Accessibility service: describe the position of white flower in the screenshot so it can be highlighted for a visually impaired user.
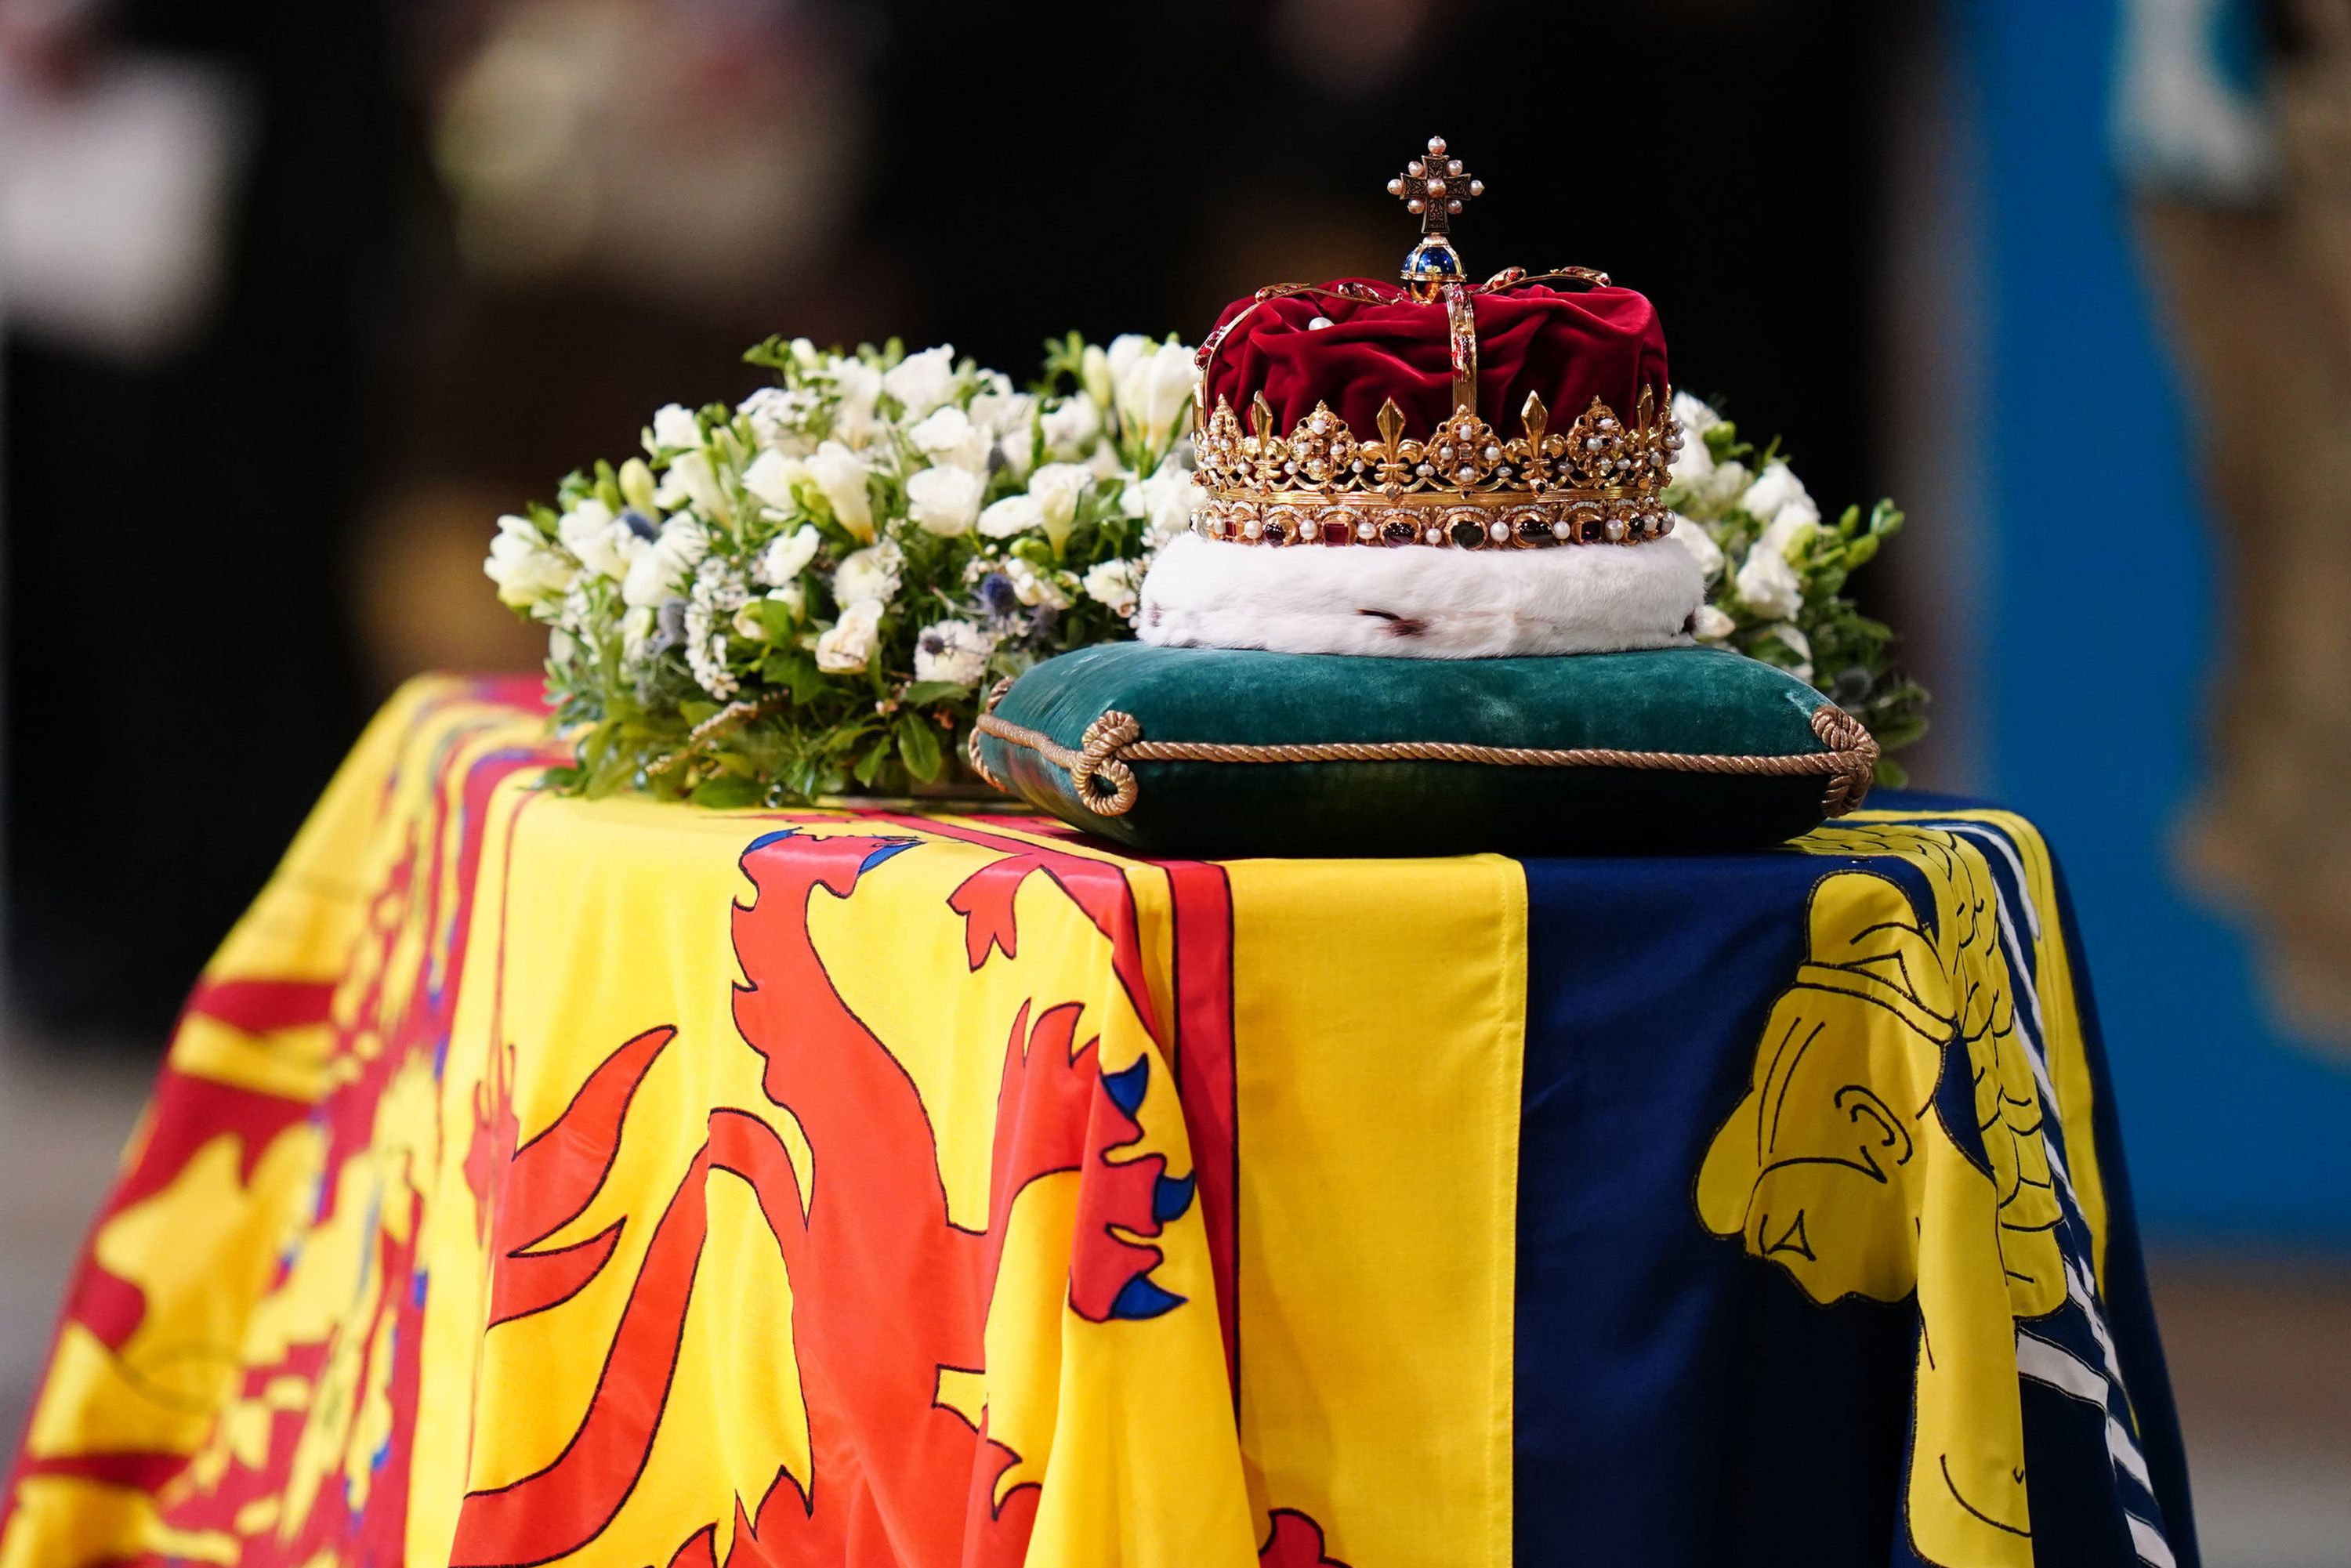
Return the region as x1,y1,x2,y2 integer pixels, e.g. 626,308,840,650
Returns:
998,424,1038,482
1762,621,1814,682
1082,557,1144,620
1039,394,1101,459
814,599,883,672
765,581,806,619
978,493,1045,540
756,524,820,587
1106,334,1153,393
1690,603,1736,642
1026,462,1094,553
742,449,807,512
1123,461,1197,545
828,358,886,447
484,515,574,610
733,601,772,640
739,386,819,454
882,344,959,419
912,618,994,687
831,540,902,609
1004,556,1070,610
1740,462,1809,523
968,387,1037,437
660,449,730,524
1114,341,1200,455
1757,494,1823,560
805,440,873,540
1669,428,1717,492
621,515,708,609
559,498,630,581
1671,391,1720,436
1733,541,1805,620
1697,457,1750,510
907,404,992,472
1667,514,1724,579
905,463,987,537
685,559,750,699
649,403,701,453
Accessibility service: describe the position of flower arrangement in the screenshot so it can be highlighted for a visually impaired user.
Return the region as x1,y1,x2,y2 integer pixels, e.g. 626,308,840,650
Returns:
1664,392,1929,783
484,332,1199,805
486,344,1927,804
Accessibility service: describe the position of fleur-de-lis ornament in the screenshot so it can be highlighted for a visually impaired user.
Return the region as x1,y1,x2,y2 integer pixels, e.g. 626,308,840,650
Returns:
1388,136,1485,299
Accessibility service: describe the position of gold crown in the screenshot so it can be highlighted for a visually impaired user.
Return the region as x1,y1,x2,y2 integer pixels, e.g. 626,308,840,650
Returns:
1190,386,1683,550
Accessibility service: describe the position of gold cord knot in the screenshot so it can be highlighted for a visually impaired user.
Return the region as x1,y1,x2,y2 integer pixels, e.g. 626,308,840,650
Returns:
1071,710,1143,817
1811,704,1881,817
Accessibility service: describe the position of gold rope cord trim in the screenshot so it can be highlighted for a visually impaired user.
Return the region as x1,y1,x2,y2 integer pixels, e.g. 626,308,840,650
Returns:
976,703,1879,820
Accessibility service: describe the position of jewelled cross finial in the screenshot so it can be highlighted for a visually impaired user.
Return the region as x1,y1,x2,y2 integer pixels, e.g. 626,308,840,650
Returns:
1388,135,1484,299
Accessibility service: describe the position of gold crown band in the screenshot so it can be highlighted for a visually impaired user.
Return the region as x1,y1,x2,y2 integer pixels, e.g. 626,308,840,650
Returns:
1188,385,1682,549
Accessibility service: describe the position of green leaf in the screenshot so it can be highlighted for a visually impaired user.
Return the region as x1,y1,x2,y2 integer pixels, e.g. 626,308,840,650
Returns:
759,650,824,704
1874,758,1911,789
853,733,893,785
690,773,765,809
897,714,944,782
902,680,969,708
755,598,799,643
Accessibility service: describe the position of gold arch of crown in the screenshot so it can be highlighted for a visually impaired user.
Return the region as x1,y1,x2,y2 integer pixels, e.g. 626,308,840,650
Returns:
1189,383,1683,550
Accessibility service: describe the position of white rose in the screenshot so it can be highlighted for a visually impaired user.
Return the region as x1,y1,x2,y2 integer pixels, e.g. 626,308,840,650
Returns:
1739,462,1809,522
1762,621,1814,681
1027,462,1094,553
805,440,874,541
484,515,574,610
907,404,991,472
1669,429,1717,492
1733,541,1805,620
1039,394,1100,459
1697,457,1750,510
829,358,884,447
882,344,959,418
649,403,701,452
978,493,1045,540
621,516,708,609
1123,462,1197,545
733,600,772,640
1671,390,1720,436
661,448,730,524
1757,494,1823,559
1690,603,1736,642
741,449,807,512
912,618,995,688
905,463,987,537
1004,556,1070,610
757,524,820,587
831,541,902,609
814,600,883,673
1114,341,1200,455
1667,514,1724,579
1081,557,1144,620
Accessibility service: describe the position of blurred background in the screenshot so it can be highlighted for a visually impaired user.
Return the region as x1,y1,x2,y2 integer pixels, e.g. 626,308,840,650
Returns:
1,0,2346,1559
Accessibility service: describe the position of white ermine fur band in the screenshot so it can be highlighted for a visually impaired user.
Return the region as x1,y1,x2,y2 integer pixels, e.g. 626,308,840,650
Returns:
1136,531,1706,659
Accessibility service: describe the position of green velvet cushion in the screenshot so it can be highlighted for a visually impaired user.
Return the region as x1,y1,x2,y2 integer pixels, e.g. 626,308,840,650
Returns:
974,643,1875,857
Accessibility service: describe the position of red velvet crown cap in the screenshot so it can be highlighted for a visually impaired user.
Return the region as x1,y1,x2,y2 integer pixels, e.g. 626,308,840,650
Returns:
1201,278,1670,439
